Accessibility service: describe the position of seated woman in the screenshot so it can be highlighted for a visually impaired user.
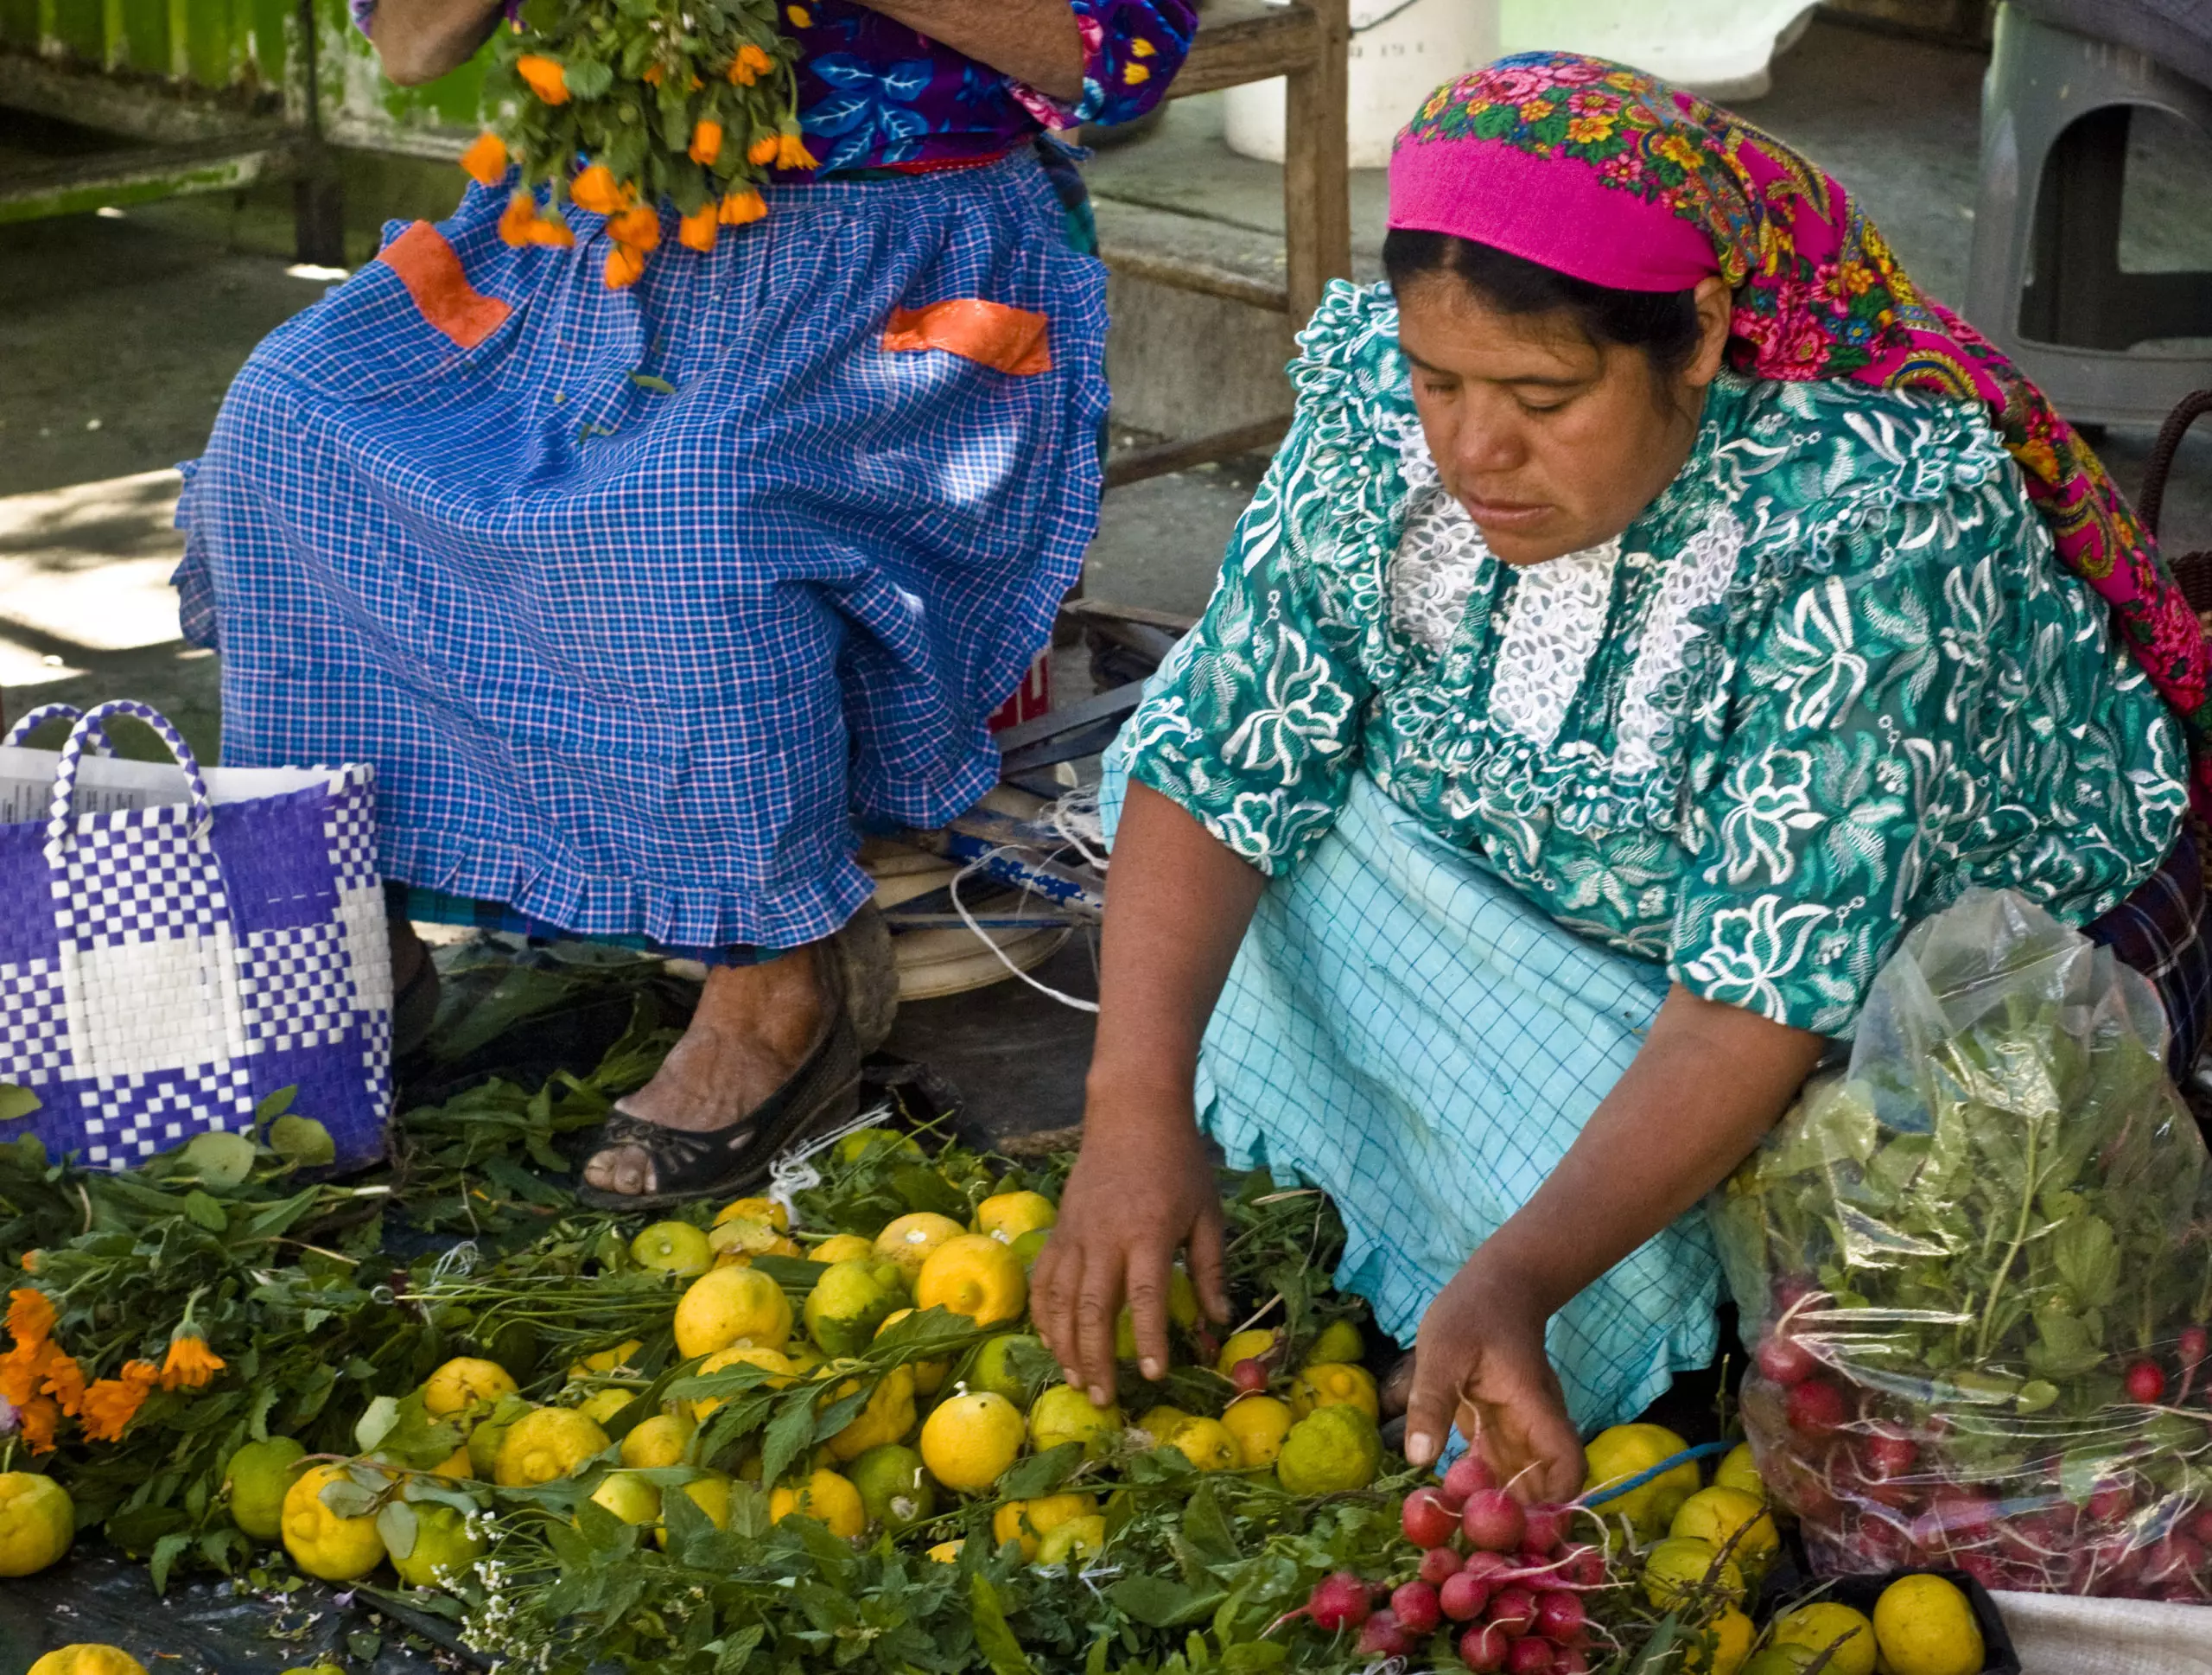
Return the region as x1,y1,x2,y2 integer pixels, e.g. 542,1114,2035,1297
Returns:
178,0,1193,1206
1033,54,2212,1497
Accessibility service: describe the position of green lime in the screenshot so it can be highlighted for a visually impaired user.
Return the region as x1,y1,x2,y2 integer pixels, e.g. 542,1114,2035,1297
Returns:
804,1259,908,1358
968,1334,1048,1406
391,1501,487,1589
223,1437,307,1542
1304,1319,1363,1368
1274,1404,1381,1496
849,1444,937,1534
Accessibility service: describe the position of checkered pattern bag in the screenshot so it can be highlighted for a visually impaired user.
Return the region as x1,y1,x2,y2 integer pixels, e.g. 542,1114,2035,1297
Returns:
0,700,392,1169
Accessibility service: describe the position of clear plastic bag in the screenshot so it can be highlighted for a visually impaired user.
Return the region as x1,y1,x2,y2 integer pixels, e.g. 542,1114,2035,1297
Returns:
1711,888,2212,1599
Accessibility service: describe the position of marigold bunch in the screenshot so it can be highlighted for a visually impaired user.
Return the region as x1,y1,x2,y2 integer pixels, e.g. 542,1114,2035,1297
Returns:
461,0,801,288
0,1285,219,1452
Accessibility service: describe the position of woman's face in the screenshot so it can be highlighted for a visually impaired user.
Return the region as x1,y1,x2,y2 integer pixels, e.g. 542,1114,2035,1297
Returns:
1396,274,1732,566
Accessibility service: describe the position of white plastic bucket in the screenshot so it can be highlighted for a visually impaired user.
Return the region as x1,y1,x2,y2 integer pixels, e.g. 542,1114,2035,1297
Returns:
1497,0,1818,101
1223,0,1503,170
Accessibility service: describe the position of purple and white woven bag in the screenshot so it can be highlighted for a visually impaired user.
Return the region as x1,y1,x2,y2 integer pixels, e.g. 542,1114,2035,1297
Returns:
0,700,391,1169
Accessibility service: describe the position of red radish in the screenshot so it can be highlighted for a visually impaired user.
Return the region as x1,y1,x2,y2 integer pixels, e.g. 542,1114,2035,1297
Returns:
1521,1503,1571,1554
1463,1488,1528,1553
1306,1571,1372,1633
1756,1333,1818,1386
1402,1486,1460,1550
1554,1650,1590,1675
1459,1624,1510,1673
1230,1358,1269,1396
2126,1360,2168,1404
1443,1454,1496,1507
1506,1638,1555,1675
1357,1609,1413,1659
1863,1427,1917,1481
1927,1489,1999,1542
1534,1591,1584,1644
1487,1586,1538,1636
2185,1326,2210,1369
1461,1551,1515,1585
1391,1580,1443,1636
2187,1506,2212,1545
2087,1485,2135,1526
1420,1544,1465,1587
1786,1379,1848,1439
1559,1544,1606,1588
1439,1570,1493,1622
2141,1534,2207,1588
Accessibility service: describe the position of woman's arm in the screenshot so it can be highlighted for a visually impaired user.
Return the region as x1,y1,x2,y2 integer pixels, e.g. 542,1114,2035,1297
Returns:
1402,987,1825,1498
861,0,1085,99
366,0,501,86
1030,781,1266,1401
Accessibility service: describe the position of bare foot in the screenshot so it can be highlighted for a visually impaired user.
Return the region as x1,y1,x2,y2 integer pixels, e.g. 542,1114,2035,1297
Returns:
582,944,826,1198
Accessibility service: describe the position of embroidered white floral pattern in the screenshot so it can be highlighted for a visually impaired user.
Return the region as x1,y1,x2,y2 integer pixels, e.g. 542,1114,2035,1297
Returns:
1485,541,1622,748
1613,510,1741,776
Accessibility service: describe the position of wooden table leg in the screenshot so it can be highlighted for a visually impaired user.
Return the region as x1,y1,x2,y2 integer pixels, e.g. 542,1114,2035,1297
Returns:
1281,0,1352,328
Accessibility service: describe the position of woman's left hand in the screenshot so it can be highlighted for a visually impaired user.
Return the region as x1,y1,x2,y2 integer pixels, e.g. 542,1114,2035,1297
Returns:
1401,1254,1585,1504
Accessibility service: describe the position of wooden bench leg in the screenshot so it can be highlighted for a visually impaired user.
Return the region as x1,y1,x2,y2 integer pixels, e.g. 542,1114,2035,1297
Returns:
1281,0,1351,328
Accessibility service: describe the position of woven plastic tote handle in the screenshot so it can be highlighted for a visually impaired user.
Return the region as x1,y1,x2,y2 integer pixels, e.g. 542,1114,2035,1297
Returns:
2,704,114,754
44,700,213,861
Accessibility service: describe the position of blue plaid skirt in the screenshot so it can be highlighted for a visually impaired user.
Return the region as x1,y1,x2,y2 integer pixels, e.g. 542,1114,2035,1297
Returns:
176,146,1109,952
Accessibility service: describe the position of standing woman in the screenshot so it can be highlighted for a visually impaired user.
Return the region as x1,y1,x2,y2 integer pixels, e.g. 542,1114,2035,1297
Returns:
177,0,1194,1205
1034,54,2212,1497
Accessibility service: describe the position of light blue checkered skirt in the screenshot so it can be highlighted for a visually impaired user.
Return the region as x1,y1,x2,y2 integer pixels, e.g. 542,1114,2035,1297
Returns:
1102,755,1722,1433
177,150,1109,951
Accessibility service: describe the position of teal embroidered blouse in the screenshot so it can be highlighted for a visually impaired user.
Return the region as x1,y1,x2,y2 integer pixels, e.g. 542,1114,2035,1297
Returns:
1120,283,2189,1036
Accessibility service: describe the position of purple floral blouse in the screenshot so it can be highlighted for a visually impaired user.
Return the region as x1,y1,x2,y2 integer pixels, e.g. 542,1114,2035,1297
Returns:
353,0,1196,175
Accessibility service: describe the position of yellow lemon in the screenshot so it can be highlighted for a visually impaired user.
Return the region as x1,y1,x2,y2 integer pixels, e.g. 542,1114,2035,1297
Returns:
27,1649,148,1675
919,1390,1025,1491
1221,1395,1294,1468
1702,1608,1756,1675
708,1216,803,1264
282,1464,386,1583
693,1346,795,1419
1027,1385,1122,1460
654,1471,734,1549
926,1538,965,1563
833,1126,924,1167
467,1404,528,1479
804,1258,909,1357
495,1408,610,1487
849,1443,937,1533
568,1340,645,1380
968,1333,1047,1406
993,1492,1098,1560
1714,1442,1764,1500
631,1220,713,1277
1872,1575,1984,1675
429,1446,474,1481
221,1439,305,1544
823,1366,918,1462
1135,1405,1192,1443
1171,1417,1241,1473
1274,1404,1381,1495
577,1387,635,1426
1669,1486,1779,1570
1214,1329,1279,1379
1289,1363,1379,1422
620,1412,696,1469
0,1473,75,1576
1583,1423,1701,1539
422,1356,518,1418
675,1264,793,1360
785,1342,826,1379
588,1470,663,1526
1642,1537,1745,1609
1304,1320,1363,1367
769,1468,865,1539
874,1212,968,1281
974,1191,1057,1244
715,1195,790,1231
915,1234,1027,1328
809,1233,876,1264
1770,1602,1878,1675
875,1308,950,1395
1035,1513,1108,1569
391,1501,486,1589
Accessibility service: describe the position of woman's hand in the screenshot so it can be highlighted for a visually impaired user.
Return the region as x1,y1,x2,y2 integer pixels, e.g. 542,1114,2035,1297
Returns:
1401,1255,1583,1503
855,0,1085,99
1032,1092,1230,1403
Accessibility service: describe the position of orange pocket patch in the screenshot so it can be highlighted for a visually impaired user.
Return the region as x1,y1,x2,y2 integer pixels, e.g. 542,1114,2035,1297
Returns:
378,221,513,350
881,298,1051,376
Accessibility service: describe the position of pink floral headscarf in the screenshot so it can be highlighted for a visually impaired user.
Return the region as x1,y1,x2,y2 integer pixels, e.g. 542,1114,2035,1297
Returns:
1391,54,2212,814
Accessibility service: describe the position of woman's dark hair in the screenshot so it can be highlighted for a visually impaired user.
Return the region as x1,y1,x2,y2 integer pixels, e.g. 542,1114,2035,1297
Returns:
1382,228,1705,380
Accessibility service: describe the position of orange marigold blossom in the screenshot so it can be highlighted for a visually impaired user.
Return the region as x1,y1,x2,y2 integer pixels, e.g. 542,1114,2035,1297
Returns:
515,54,569,105
776,129,818,170
8,1288,55,1346
642,63,664,85
569,163,627,215
718,188,767,226
689,120,724,166
161,1330,224,1392
605,244,647,289
79,1366,156,1443
459,132,508,188
0,1339,53,1407
527,214,575,248
678,203,719,252
17,1395,57,1453
40,1352,84,1417
747,134,780,166
607,207,661,251
498,191,539,247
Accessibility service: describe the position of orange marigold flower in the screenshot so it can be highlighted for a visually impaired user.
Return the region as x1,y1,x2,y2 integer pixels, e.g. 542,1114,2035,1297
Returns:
459,132,509,188
161,1331,225,1392
642,63,664,85
0,1338,51,1407
79,1370,152,1442
569,163,630,216
17,1395,57,1453
604,243,647,290
775,128,817,170
40,1352,84,1417
741,43,773,73
497,190,539,247
718,188,767,226
678,202,720,252
747,133,779,166
527,213,575,248
515,54,569,105
689,120,724,166
8,1289,55,1346
19,1252,39,1273
607,207,662,251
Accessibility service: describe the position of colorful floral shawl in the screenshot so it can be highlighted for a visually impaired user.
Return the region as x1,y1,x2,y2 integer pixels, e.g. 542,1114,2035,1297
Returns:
1391,53,2212,814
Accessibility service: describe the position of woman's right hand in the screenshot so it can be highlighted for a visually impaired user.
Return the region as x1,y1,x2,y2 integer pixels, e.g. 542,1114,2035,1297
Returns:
1031,1091,1231,1405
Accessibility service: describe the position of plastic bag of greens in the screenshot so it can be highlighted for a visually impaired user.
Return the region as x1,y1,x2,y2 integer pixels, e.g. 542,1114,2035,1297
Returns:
1711,888,2212,1599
